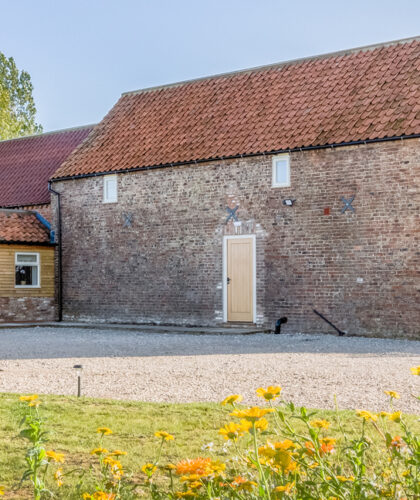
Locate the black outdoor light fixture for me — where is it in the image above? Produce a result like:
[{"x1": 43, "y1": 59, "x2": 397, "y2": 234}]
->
[
  {"x1": 73, "y1": 364, "x2": 83, "y2": 397},
  {"x1": 282, "y1": 199, "x2": 296, "y2": 206}
]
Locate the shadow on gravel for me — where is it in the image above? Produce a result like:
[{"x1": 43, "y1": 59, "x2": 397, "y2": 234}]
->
[{"x1": 0, "y1": 328, "x2": 419, "y2": 360}]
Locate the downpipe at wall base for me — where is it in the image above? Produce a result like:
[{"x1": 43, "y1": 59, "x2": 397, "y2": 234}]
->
[{"x1": 48, "y1": 182, "x2": 63, "y2": 322}]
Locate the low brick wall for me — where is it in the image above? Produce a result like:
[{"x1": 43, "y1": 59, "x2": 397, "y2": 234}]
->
[{"x1": 0, "y1": 297, "x2": 56, "y2": 322}]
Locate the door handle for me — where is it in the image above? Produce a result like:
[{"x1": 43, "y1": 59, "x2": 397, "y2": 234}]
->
[{"x1": 227, "y1": 277, "x2": 231, "y2": 285}]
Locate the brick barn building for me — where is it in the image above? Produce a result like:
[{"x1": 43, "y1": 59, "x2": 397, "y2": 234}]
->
[
  {"x1": 51, "y1": 38, "x2": 420, "y2": 338},
  {"x1": 0, "y1": 126, "x2": 93, "y2": 321}
]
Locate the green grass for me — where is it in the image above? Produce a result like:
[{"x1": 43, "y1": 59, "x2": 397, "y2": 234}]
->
[{"x1": 0, "y1": 393, "x2": 418, "y2": 498}]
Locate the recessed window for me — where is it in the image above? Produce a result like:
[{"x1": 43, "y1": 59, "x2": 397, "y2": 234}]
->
[
  {"x1": 272, "y1": 154, "x2": 290, "y2": 187},
  {"x1": 103, "y1": 174, "x2": 118, "y2": 203},
  {"x1": 15, "y1": 253, "x2": 40, "y2": 288}
]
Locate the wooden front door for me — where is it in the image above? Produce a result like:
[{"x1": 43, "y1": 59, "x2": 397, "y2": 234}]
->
[{"x1": 227, "y1": 237, "x2": 254, "y2": 322}]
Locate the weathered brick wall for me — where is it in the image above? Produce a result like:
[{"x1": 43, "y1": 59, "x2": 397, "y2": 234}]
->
[
  {"x1": 22, "y1": 204, "x2": 52, "y2": 221},
  {"x1": 0, "y1": 297, "x2": 55, "y2": 322},
  {"x1": 52, "y1": 139, "x2": 420, "y2": 338}
]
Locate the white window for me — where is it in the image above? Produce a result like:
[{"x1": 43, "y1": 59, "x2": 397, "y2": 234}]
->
[
  {"x1": 103, "y1": 174, "x2": 118, "y2": 203},
  {"x1": 15, "y1": 252, "x2": 40, "y2": 288},
  {"x1": 272, "y1": 154, "x2": 291, "y2": 187}
]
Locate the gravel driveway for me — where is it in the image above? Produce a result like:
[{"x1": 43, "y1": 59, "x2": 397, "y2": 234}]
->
[{"x1": 0, "y1": 327, "x2": 419, "y2": 413}]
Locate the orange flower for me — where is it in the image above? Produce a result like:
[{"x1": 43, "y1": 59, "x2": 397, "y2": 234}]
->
[
  {"x1": 231, "y1": 476, "x2": 258, "y2": 491},
  {"x1": 389, "y1": 436, "x2": 404, "y2": 449},
  {"x1": 176, "y1": 458, "x2": 212, "y2": 477},
  {"x1": 320, "y1": 438, "x2": 336, "y2": 454}
]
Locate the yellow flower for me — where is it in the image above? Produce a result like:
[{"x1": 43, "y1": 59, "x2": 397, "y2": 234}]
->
[
  {"x1": 175, "y1": 491, "x2": 196, "y2": 498},
  {"x1": 46, "y1": 450, "x2": 65, "y2": 463},
  {"x1": 273, "y1": 481, "x2": 295, "y2": 494},
  {"x1": 310, "y1": 419, "x2": 330, "y2": 429},
  {"x1": 384, "y1": 390, "x2": 400, "y2": 399},
  {"x1": 107, "y1": 450, "x2": 127, "y2": 457},
  {"x1": 389, "y1": 411, "x2": 402, "y2": 422},
  {"x1": 256, "y1": 386, "x2": 282, "y2": 401},
  {"x1": 97, "y1": 427, "x2": 113, "y2": 435},
  {"x1": 0, "y1": 485, "x2": 5, "y2": 496},
  {"x1": 28, "y1": 399, "x2": 41, "y2": 407},
  {"x1": 336, "y1": 475, "x2": 355, "y2": 482},
  {"x1": 230, "y1": 406, "x2": 274, "y2": 422},
  {"x1": 255, "y1": 417, "x2": 269, "y2": 431},
  {"x1": 231, "y1": 476, "x2": 258, "y2": 491},
  {"x1": 221, "y1": 394, "x2": 243, "y2": 406},
  {"x1": 82, "y1": 494, "x2": 92, "y2": 500},
  {"x1": 90, "y1": 447, "x2": 108, "y2": 455},
  {"x1": 380, "y1": 411, "x2": 391, "y2": 418},
  {"x1": 54, "y1": 468, "x2": 64, "y2": 487},
  {"x1": 410, "y1": 366, "x2": 420, "y2": 376},
  {"x1": 142, "y1": 463, "x2": 157, "y2": 475},
  {"x1": 219, "y1": 421, "x2": 251, "y2": 440},
  {"x1": 20, "y1": 394, "x2": 38, "y2": 402},
  {"x1": 180, "y1": 474, "x2": 202, "y2": 483},
  {"x1": 92, "y1": 493, "x2": 116, "y2": 500},
  {"x1": 154, "y1": 431, "x2": 174, "y2": 441},
  {"x1": 356, "y1": 410, "x2": 378, "y2": 422}
]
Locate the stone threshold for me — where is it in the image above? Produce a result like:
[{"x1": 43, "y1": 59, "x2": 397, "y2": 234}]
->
[{"x1": 0, "y1": 321, "x2": 272, "y2": 336}]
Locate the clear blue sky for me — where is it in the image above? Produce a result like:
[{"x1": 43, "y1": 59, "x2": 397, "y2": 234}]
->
[{"x1": 1, "y1": 0, "x2": 419, "y2": 132}]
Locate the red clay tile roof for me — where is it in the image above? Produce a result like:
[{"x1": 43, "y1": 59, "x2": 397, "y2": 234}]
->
[
  {"x1": 52, "y1": 38, "x2": 420, "y2": 180},
  {"x1": 0, "y1": 210, "x2": 51, "y2": 244},
  {"x1": 0, "y1": 125, "x2": 93, "y2": 207}
]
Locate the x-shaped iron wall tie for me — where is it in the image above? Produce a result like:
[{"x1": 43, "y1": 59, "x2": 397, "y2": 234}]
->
[
  {"x1": 225, "y1": 205, "x2": 239, "y2": 223},
  {"x1": 123, "y1": 212, "x2": 133, "y2": 227},
  {"x1": 341, "y1": 196, "x2": 355, "y2": 213}
]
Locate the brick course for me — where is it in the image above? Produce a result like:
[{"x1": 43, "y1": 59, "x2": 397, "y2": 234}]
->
[
  {"x1": 52, "y1": 139, "x2": 420, "y2": 338},
  {"x1": 0, "y1": 297, "x2": 55, "y2": 322}
]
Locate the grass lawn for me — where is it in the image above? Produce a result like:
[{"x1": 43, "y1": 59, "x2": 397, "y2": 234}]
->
[{"x1": 0, "y1": 392, "x2": 418, "y2": 498}]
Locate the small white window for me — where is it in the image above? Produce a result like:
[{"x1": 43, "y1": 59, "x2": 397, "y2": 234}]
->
[
  {"x1": 15, "y1": 252, "x2": 40, "y2": 288},
  {"x1": 103, "y1": 175, "x2": 118, "y2": 203},
  {"x1": 272, "y1": 154, "x2": 290, "y2": 187}
]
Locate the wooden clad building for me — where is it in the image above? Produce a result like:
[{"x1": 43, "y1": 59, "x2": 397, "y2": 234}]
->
[{"x1": 0, "y1": 210, "x2": 55, "y2": 322}]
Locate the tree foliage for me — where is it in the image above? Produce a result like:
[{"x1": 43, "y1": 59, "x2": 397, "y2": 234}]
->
[{"x1": 0, "y1": 51, "x2": 42, "y2": 140}]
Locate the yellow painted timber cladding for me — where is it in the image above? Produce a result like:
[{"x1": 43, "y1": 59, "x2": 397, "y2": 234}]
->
[{"x1": 0, "y1": 245, "x2": 54, "y2": 297}]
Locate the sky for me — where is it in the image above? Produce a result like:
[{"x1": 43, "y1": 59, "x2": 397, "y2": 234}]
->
[{"x1": 1, "y1": 0, "x2": 420, "y2": 132}]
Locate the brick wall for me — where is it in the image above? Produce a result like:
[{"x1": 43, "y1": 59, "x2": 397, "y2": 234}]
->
[
  {"x1": 0, "y1": 297, "x2": 55, "y2": 322},
  {"x1": 52, "y1": 139, "x2": 420, "y2": 338}
]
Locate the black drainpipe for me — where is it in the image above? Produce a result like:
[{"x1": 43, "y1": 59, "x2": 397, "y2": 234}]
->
[{"x1": 48, "y1": 182, "x2": 63, "y2": 321}]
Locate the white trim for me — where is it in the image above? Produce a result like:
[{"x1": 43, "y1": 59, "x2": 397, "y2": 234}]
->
[
  {"x1": 223, "y1": 234, "x2": 256, "y2": 323},
  {"x1": 14, "y1": 252, "x2": 41, "y2": 289},
  {"x1": 103, "y1": 174, "x2": 118, "y2": 203},
  {"x1": 272, "y1": 154, "x2": 291, "y2": 188}
]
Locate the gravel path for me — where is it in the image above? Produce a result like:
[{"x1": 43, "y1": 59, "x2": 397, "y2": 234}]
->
[{"x1": 0, "y1": 327, "x2": 419, "y2": 413}]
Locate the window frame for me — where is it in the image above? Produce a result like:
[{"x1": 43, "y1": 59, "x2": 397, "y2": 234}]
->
[
  {"x1": 271, "y1": 154, "x2": 291, "y2": 188},
  {"x1": 103, "y1": 174, "x2": 118, "y2": 203},
  {"x1": 15, "y1": 252, "x2": 41, "y2": 289}
]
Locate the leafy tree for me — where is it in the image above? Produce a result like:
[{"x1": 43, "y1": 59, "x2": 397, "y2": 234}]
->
[{"x1": 0, "y1": 51, "x2": 42, "y2": 140}]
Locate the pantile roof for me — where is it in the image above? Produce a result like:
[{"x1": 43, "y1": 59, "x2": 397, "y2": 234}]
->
[
  {"x1": 52, "y1": 37, "x2": 420, "y2": 180},
  {"x1": 0, "y1": 209, "x2": 51, "y2": 244},
  {"x1": 0, "y1": 125, "x2": 93, "y2": 207}
]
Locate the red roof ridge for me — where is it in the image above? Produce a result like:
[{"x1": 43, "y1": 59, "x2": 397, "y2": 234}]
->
[
  {"x1": 122, "y1": 35, "x2": 420, "y2": 97},
  {"x1": 0, "y1": 123, "x2": 96, "y2": 145}
]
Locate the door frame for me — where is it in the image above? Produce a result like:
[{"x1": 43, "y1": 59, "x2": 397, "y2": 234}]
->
[{"x1": 222, "y1": 234, "x2": 256, "y2": 323}]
